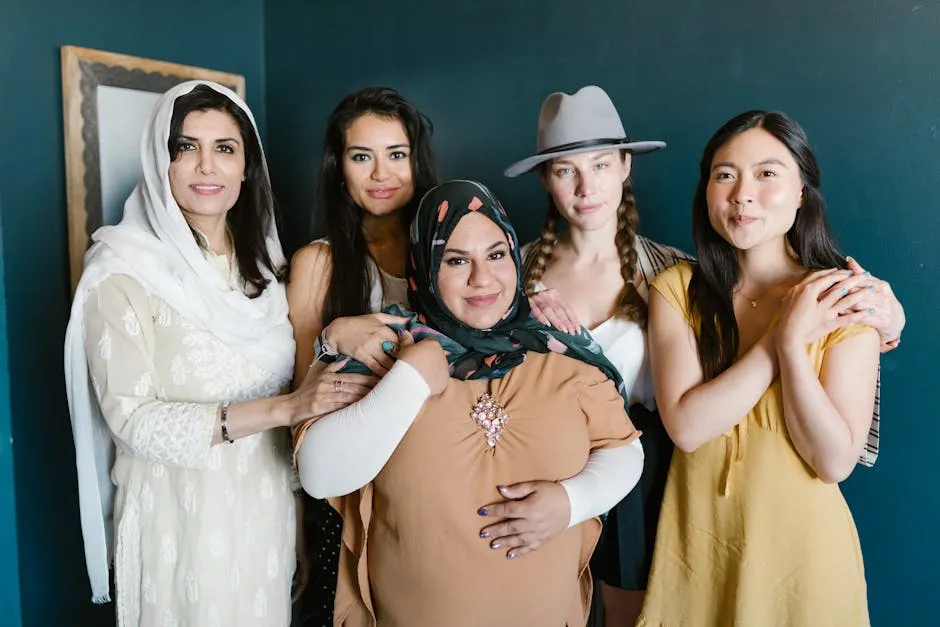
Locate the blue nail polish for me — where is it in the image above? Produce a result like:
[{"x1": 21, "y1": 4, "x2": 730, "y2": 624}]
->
[
  {"x1": 478, "y1": 507, "x2": 488, "y2": 516},
  {"x1": 490, "y1": 541, "x2": 501, "y2": 549},
  {"x1": 507, "y1": 552, "x2": 515, "y2": 560},
  {"x1": 864, "y1": 271, "x2": 871, "y2": 277},
  {"x1": 480, "y1": 531, "x2": 489, "y2": 538},
  {"x1": 840, "y1": 288, "x2": 848, "y2": 296}
]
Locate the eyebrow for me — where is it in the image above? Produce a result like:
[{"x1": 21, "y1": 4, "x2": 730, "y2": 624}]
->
[
  {"x1": 345, "y1": 143, "x2": 411, "y2": 153},
  {"x1": 443, "y1": 241, "x2": 506, "y2": 255},
  {"x1": 711, "y1": 157, "x2": 790, "y2": 171},
  {"x1": 179, "y1": 134, "x2": 241, "y2": 145},
  {"x1": 552, "y1": 150, "x2": 617, "y2": 167}
]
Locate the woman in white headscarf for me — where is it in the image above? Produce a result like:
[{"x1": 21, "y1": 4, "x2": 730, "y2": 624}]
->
[{"x1": 64, "y1": 81, "x2": 373, "y2": 626}]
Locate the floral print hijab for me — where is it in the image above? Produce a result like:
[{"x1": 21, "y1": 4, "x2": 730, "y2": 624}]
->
[{"x1": 330, "y1": 180, "x2": 627, "y2": 398}]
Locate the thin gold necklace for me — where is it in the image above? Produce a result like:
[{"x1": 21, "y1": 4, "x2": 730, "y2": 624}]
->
[{"x1": 736, "y1": 286, "x2": 773, "y2": 309}]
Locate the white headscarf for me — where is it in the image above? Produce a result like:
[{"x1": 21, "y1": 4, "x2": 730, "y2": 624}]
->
[{"x1": 63, "y1": 80, "x2": 295, "y2": 602}]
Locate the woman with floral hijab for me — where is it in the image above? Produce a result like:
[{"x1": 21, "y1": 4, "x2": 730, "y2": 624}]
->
[{"x1": 294, "y1": 180, "x2": 644, "y2": 626}]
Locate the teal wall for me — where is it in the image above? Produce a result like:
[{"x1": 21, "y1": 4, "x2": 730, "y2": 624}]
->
[
  {"x1": 0, "y1": 193, "x2": 24, "y2": 624},
  {"x1": 265, "y1": 1, "x2": 939, "y2": 624},
  {"x1": 0, "y1": 1, "x2": 266, "y2": 624}
]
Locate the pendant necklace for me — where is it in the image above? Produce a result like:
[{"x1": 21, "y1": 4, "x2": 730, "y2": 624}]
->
[{"x1": 737, "y1": 286, "x2": 771, "y2": 309}]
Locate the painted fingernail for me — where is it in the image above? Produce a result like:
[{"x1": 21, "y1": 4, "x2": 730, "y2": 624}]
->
[
  {"x1": 490, "y1": 541, "x2": 501, "y2": 549},
  {"x1": 477, "y1": 507, "x2": 488, "y2": 516},
  {"x1": 840, "y1": 288, "x2": 848, "y2": 296},
  {"x1": 498, "y1": 485, "x2": 509, "y2": 493},
  {"x1": 868, "y1": 308, "x2": 876, "y2": 314},
  {"x1": 507, "y1": 552, "x2": 516, "y2": 560},
  {"x1": 479, "y1": 531, "x2": 489, "y2": 539},
  {"x1": 864, "y1": 271, "x2": 871, "y2": 277}
]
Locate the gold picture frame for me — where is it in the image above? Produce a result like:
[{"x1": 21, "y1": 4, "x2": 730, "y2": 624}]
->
[{"x1": 60, "y1": 45, "x2": 246, "y2": 292}]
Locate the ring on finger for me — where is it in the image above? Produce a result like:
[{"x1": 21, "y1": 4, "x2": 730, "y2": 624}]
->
[{"x1": 333, "y1": 380, "x2": 344, "y2": 392}]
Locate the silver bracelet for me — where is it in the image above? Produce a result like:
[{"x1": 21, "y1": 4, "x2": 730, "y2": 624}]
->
[
  {"x1": 220, "y1": 402, "x2": 234, "y2": 444},
  {"x1": 314, "y1": 331, "x2": 339, "y2": 362}
]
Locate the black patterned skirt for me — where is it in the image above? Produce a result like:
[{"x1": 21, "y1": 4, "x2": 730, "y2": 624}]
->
[{"x1": 292, "y1": 495, "x2": 342, "y2": 627}]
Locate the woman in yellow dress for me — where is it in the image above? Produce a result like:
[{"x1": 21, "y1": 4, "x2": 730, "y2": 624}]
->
[{"x1": 638, "y1": 111, "x2": 880, "y2": 626}]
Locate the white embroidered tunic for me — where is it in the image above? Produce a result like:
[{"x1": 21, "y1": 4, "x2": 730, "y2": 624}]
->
[{"x1": 83, "y1": 268, "x2": 295, "y2": 627}]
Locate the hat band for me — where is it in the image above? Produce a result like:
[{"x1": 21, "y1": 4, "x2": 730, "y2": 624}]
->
[{"x1": 537, "y1": 137, "x2": 630, "y2": 156}]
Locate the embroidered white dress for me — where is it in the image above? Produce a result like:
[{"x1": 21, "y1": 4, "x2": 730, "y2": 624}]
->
[{"x1": 83, "y1": 267, "x2": 295, "y2": 627}]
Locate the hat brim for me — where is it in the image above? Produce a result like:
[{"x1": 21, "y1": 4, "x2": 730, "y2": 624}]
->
[{"x1": 503, "y1": 140, "x2": 666, "y2": 178}]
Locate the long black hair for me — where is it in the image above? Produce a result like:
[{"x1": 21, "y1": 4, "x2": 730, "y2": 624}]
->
[
  {"x1": 168, "y1": 84, "x2": 283, "y2": 298},
  {"x1": 689, "y1": 110, "x2": 846, "y2": 380},
  {"x1": 316, "y1": 87, "x2": 439, "y2": 326}
]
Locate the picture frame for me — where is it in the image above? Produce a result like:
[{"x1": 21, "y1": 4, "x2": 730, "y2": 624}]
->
[{"x1": 60, "y1": 45, "x2": 246, "y2": 292}]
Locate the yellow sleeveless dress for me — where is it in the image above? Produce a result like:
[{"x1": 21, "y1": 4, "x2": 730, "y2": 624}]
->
[{"x1": 638, "y1": 262, "x2": 870, "y2": 627}]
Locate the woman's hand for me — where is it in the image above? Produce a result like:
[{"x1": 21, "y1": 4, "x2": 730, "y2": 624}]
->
[
  {"x1": 528, "y1": 289, "x2": 580, "y2": 334},
  {"x1": 322, "y1": 313, "x2": 410, "y2": 375},
  {"x1": 777, "y1": 269, "x2": 863, "y2": 349},
  {"x1": 845, "y1": 257, "x2": 905, "y2": 351},
  {"x1": 396, "y1": 331, "x2": 449, "y2": 395},
  {"x1": 288, "y1": 359, "x2": 379, "y2": 426},
  {"x1": 476, "y1": 481, "x2": 571, "y2": 559}
]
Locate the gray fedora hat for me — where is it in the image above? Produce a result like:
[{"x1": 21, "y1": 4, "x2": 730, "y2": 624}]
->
[{"x1": 504, "y1": 85, "x2": 666, "y2": 178}]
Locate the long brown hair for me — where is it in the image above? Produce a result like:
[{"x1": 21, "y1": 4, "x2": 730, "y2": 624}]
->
[{"x1": 524, "y1": 151, "x2": 646, "y2": 325}]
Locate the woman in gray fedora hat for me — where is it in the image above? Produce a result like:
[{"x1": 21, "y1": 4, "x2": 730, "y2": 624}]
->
[{"x1": 502, "y1": 85, "x2": 905, "y2": 625}]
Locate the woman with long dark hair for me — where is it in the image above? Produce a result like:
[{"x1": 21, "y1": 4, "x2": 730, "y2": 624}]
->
[
  {"x1": 289, "y1": 86, "x2": 439, "y2": 380},
  {"x1": 638, "y1": 111, "x2": 879, "y2": 625},
  {"x1": 286, "y1": 86, "x2": 439, "y2": 625}
]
